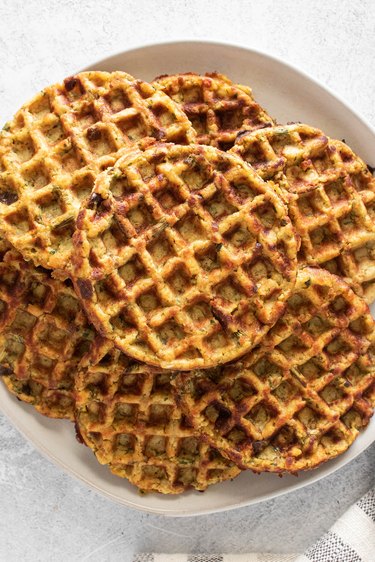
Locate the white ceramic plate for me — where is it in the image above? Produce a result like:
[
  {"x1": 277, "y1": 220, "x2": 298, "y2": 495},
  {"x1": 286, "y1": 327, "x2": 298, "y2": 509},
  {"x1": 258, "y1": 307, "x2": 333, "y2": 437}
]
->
[{"x1": 1, "y1": 41, "x2": 374, "y2": 517}]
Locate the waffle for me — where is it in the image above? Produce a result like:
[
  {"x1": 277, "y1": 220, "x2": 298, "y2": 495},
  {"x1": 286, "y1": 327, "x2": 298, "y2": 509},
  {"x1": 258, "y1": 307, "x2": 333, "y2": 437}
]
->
[
  {"x1": 74, "y1": 338, "x2": 241, "y2": 494},
  {"x1": 174, "y1": 267, "x2": 375, "y2": 473},
  {"x1": 154, "y1": 73, "x2": 274, "y2": 150},
  {"x1": 0, "y1": 71, "x2": 195, "y2": 270},
  {"x1": 0, "y1": 240, "x2": 95, "y2": 419},
  {"x1": 72, "y1": 143, "x2": 298, "y2": 370},
  {"x1": 231, "y1": 123, "x2": 375, "y2": 303}
]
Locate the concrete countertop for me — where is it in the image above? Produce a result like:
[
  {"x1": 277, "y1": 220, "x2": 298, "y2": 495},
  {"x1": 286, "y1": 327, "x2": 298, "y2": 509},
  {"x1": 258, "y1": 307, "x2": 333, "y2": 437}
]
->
[{"x1": 0, "y1": 1, "x2": 374, "y2": 560}]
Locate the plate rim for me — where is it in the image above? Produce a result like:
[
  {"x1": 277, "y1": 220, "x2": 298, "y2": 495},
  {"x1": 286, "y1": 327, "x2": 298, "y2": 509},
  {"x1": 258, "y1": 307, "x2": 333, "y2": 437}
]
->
[
  {"x1": 80, "y1": 38, "x2": 375, "y2": 137},
  {"x1": 1, "y1": 39, "x2": 374, "y2": 517},
  {"x1": 1, "y1": 388, "x2": 374, "y2": 517}
]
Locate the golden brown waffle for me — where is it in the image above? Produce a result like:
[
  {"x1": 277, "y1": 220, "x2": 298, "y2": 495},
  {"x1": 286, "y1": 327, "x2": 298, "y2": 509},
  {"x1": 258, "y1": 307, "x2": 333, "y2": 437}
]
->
[
  {"x1": 0, "y1": 241, "x2": 95, "y2": 419},
  {"x1": 0, "y1": 71, "x2": 195, "y2": 270},
  {"x1": 75, "y1": 338, "x2": 241, "y2": 494},
  {"x1": 174, "y1": 267, "x2": 375, "y2": 473},
  {"x1": 154, "y1": 73, "x2": 274, "y2": 150},
  {"x1": 231, "y1": 123, "x2": 375, "y2": 302},
  {"x1": 72, "y1": 143, "x2": 298, "y2": 370}
]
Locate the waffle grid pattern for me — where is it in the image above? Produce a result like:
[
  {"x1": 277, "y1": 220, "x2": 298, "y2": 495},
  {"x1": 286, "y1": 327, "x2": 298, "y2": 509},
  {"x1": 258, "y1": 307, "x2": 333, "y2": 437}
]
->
[
  {"x1": 174, "y1": 268, "x2": 375, "y2": 472},
  {"x1": 0, "y1": 244, "x2": 95, "y2": 418},
  {"x1": 75, "y1": 338, "x2": 240, "y2": 494},
  {"x1": 73, "y1": 144, "x2": 298, "y2": 370},
  {"x1": 154, "y1": 73, "x2": 274, "y2": 150},
  {"x1": 231, "y1": 123, "x2": 375, "y2": 302},
  {"x1": 0, "y1": 71, "x2": 195, "y2": 269},
  {"x1": 0, "y1": 69, "x2": 374, "y2": 496}
]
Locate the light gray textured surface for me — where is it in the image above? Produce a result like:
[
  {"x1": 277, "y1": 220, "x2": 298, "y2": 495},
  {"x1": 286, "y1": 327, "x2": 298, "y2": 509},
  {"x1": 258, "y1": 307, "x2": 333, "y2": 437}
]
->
[{"x1": 0, "y1": 1, "x2": 374, "y2": 560}]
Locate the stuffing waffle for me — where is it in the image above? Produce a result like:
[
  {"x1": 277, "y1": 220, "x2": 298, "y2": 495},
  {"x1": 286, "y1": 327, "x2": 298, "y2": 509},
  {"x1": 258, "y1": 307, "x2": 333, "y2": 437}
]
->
[
  {"x1": 0, "y1": 65, "x2": 374, "y2": 497},
  {"x1": 231, "y1": 123, "x2": 375, "y2": 303},
  {"x1": 174, "y1": 267, "x2": 375, "y2": 472},
  {"x1": 154, "y1": 73, "x2": 274, "y2": 150},
  {"x1": 75, "y1": 337, "x2": 241, "y2": 494},
  {"x1": 0, "y1": 71, "x2": 195, "y2": 270},
  {"x1": 72, "y1": 143, "x2": 298, "y2": 370},
  {"x1": 0, "y1": 238, "x2": 95, "y2": 419}
]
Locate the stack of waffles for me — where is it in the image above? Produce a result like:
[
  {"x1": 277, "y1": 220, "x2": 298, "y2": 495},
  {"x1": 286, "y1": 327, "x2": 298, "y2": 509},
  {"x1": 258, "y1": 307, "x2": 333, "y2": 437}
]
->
[{"x1": 0, "y1": 70, "x2": 374, "y2": 494}]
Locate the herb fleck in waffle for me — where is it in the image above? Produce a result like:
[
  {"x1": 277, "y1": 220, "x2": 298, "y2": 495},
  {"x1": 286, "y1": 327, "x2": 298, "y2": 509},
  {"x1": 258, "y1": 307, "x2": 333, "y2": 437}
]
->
[
  {"x1": 72, "y1": 143, "x2": 298, "y2": 370},
  {"x1": 174, "y1": 267, "x2": 375, "y2": 472}
]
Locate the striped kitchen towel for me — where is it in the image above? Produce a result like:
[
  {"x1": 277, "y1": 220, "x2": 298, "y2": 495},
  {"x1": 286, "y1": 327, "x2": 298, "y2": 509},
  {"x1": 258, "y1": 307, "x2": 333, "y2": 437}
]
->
[
  {"x1": 297, "y1": 487, "x2": 374, "y2": 562},
  {"x1": 134, "y1": 553, "x2": 298, "y2": 562},
  {"x1": 134, "y1": 488, "x2": 374, "y2": 562}
]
